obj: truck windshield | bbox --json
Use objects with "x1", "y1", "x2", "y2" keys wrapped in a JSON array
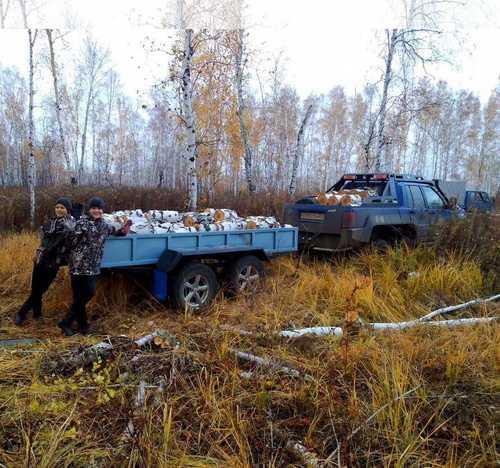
[{"x1": 332, "y1": 180, "x2": 387, "y2": 195}]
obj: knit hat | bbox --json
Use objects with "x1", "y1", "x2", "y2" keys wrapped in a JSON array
[
  {"x1": 88, "y1": 197, "x2": 105, "y2": 210},
  {"x1": 55, "y1": 197, "x2": 72, "y2": 212}
]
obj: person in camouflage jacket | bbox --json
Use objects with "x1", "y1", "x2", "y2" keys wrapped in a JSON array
[
  {"x1": 58, "y1": 197, "x2": 132, "y2": 336},
  {"x1": 15, "y1": 197, "x2": 75, "y2": 325}
]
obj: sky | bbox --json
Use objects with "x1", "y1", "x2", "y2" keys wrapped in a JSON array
[{"x1": 0, "y1": 0, "x2": 499, "y2": 102}]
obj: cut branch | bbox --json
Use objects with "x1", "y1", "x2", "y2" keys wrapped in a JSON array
[
  {"x1": 418, "y1": 294, "x2": 500, "y2": 322},
  {"x1": 230, "y1": 348, "x2": 313, "y2": 381},
  {"x1": 279, "y1": 326, "x2": 343, "y2": 339},
  {"x1": 370, "y1": 316, "x2": 497, "y2": 331}
]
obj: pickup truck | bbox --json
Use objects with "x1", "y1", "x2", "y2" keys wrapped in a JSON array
[
  {"x1": 283, "y1": 173, "x2": 455, "y2": 252},
  {"x1": 100, "y1": 226, "x2": 298, "y2": 309},
  {"x1": 462, "y1": 190, "x2": 493, "y2": 213},
  {"x1": 437, "y1": 180, "x2": 493, "y2": 213}
]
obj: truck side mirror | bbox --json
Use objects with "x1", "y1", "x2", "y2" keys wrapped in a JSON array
[{"x1": 448, "y1": 196, "x2": 458, "y2": 209}]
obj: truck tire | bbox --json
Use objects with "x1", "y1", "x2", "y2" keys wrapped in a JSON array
[
  {"x1": 227, "y1": 255, "x2": 264, "y2": 296},
  {"x1": 371, "y1": 237, "x2": 390, "y2": 252},
  {"x1": 398, "y1": 235, "x2": 415, "y2": 248},
  {"x1": 172, "y1": 262, "x2": 218, "y2": 311}
]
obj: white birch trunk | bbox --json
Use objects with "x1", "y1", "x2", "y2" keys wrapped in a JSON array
[
  {"x1": 370, "y1": 316, "x2": 497, "y2": 330},
  {"x1": 374, "y1": 29, "x2": 398, "y2": 171},
  {"x1": 181, "y1": 29, "x2": 198, "y2": 210},
  {"x1": 18, "y1": 0, "x2": 27, "y2": 27},
  {"x1": 418, "y1": 293, "x2": 500, "y2": 322},
  {"x1": 46, "y1": 29, "x2": 71, "y2": 172},
  {"x1": 235, "y1": 29, "x2": 256, "y2": 193},
  {"x1": 289, "y1": 103, "x2": 313, "y2": 195},
  {"x1": 0, "y1": 0, "x2": 11, "y2": 28},
  {"x1": 78, "y1": 86, "x2": 93, "y2": 183},
  {"x1": 230, "y1": 348, "x2": 313, "y2": 381},
  {"x1": 27, "y1": 29, "x2": 37, "y2": 228},
  {"x1": 280, "y1": 326, "x2": 343, "y2": 339}
]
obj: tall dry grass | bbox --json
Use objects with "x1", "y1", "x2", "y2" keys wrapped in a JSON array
[{"x1": 0, "y1": 227, "x2": 498, "y2": 466}]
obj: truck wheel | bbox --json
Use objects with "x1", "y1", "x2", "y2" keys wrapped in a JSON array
[
  {"x1": 227, "y1": 255, "x2": 264, "y2": 296},
  {"x1": 398, "y1": 235, "x2": 415, "y2": 248},
  {"x1": 172, "y1": 262, "x2": 218, "y2": 310},
  {"x1": 371, "y1": 238, "x2": 390, "y2": 252}
]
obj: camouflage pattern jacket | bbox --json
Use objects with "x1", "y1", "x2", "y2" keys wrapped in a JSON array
[
  {"x1": 36, "y1": 215, "x2": 76, "y2": 268},
  {"x1": 69, "y1": 216, "x2": 126, "y2": 276}
]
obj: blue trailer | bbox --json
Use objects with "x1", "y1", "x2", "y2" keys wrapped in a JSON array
[{"x1": 100, "y1": 227, "x2": 298, "y2": 309}]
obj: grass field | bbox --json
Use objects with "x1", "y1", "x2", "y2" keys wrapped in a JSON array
[{"x1": 0, "y1": 229, "x2": 498, "y2": 467}]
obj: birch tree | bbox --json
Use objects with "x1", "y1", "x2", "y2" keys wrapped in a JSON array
[
  {"x1": 180, "y1": 28, "x2": 198, "y2": 210},
  {"x1": 374, "y1": 29, "x2": 398, "y2": 170},
  {"x1": 364, "y1": 0, "x2": 467, "y2": 170},
  {"x1": 289, "y1": 103, "x2": 313, "y2": 195},
  {"x1": 478, "y1": 84, "x2": 499, "y2": 192},
  {"x1": 78, "y1": 37, "x2": 109, "y2": 182},
  {"x1": 46, "y1": 29, "x2": 70, "y2": 172},
  {"x1": 0, "y1": 0, "x2": 10, "y2": 27},
  {"x1": 27, "y1": 29, "x2": 37, "y2": 227},
  {"x1": 234, "y1": 28, "x2": 256, "y2": 192}
]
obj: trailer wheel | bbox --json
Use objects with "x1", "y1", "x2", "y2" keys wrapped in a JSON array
[
  {"x1": 227, "y1": 255, "x2": 264, "y2": 296},
  {"x1": 172, "y1": 262, "x2": 218, "y2": 310}
]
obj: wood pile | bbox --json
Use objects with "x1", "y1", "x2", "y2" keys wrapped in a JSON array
[
  {"x1": 314, "y1": 188, "x2": 375, "y2": 206},
  {"x1": 102, "y1": 208, "x2": 290, "y2": 234}
]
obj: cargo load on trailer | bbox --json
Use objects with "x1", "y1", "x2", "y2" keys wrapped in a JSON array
[{"x1": 103, "y1": 208, "x2": 291, "y2": 234}]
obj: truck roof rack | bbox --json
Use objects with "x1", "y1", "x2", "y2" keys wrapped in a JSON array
[
  {"x1": 393, "y1": 174, "x2": 425, "y2": 180},
  {"x1": 343, "y1": 173, "x2": 425, "y2": 180}
]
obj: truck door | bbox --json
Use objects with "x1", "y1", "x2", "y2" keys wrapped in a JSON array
[
  {"x1": 481, "y1": 192, "x2": 493, "y2": 213},
  {"x1": 406, "y1": 185, "x2": 428, "y2": 240},
  {"x1": 464, "y1": 191, "x2": 491, "y2": 213},
  {"x1": 420, "y1": 185, "x2": 451, "y2": 235}
]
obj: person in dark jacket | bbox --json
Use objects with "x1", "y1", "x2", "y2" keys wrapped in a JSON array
[
  {"x1": 58, "y1": 197, "x2": 132, "y2": 336},
  {"x1": 14, "y1": 197, "x2": 75, "y2": 326}
]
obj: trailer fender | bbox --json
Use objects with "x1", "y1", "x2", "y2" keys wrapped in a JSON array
[{"x1": 157, "y1": 249, "x2": 184, "y2": 273}]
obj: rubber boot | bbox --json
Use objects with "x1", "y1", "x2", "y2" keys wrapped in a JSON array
[
  {"x1": 14, "y1": 311, "x2": 28, "y2": 326},
  {"x1": 14, "y1": 302, "x2": 31, "y2": 326},
  {"x1": 58, "y1": 318, "x2": 76, "y2": 337},
  {"x1": 32, "y1": 301, "x2": 43, "y2": 320},
  {"x1": 77, "y1": 323, "x2": 92, "y2": 336}
]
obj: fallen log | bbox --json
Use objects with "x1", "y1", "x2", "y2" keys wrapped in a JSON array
[
  {"x1": 273, "y1": 427, "x2": 320, "y2": 467},
  {"x1": 279, "y1": 294, "x2": 499, "y2": 339},
  {"x1": 64, "y1": 329, "x2": 179, "y2": 369},
  {"x1": 370, "y1": 316, "x2": 498, "y2": 330},
  {"x1": 418, "y1": 293, "x2": 500, "y2": 322},
  {"x1": 122, "y1": 380, "x2": 147, "y2": 440},
  {"x1": 230, "y1": 348, "x2": 313, "y2": 381},
  {"x1": 279, "y1": 326, "x2": 343, "y2": 339},
  {"x1": 135, "y1": 329, "x2": 179, "y2": 348},
  {"x1": 286, "y1": 440, "x2": 320, "y2": 467}
]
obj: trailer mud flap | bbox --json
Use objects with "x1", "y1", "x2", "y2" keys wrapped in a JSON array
[{"x1": 153, "y1": 269, "x2": 168, "y2": 301}]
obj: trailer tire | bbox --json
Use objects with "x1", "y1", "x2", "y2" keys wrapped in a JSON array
[
  {"x1": 227, "y1": 255, "x2": 264, "y2": 296},
  {"x1": 172, "y1": 262, "x2": 218, "y2": 311}
]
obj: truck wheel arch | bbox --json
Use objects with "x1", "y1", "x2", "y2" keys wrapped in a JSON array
[{"x1": 370, "y1": 224, "x2": 417, "y2": 245}]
